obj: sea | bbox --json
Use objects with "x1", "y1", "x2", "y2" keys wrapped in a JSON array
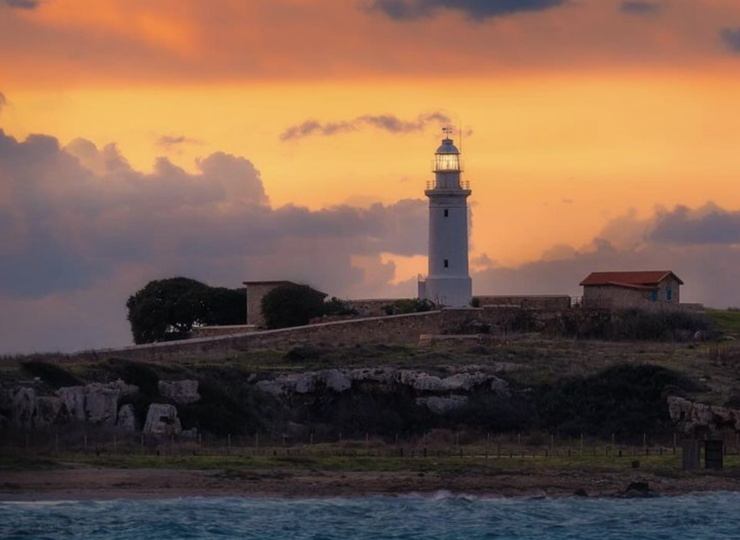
[{"x1": 1, "y1": 492, "x2": 739, "y2": 540}]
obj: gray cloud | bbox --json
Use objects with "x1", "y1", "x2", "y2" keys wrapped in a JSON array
[
  {"x1": 721, "y1": 27, "x2": 740, "y2": 53},
  {"x1": 156, "y1": 134, "x2": 202, "y2": 148},
  {"x1": 370, "y1": 0, "x2": 566, "y2": 21},
  {"x1": 280, "y1": 112, "x2": 451, "y2": 141},
  {"x1": 0, "y1": 128, "x2": 428, "y2": 352},
  {"x1": 620, "y1": 1, "x2": 659, "y2": 15},
  {"x1": 649, "y1": 204, "x2": 740, "y2": 245},
  {"x1": 473, "y1": 206, "x2": 740, "y2": 309},
  {"x1": 3, "y1": 0, "x2": 39, "y2": 8}
]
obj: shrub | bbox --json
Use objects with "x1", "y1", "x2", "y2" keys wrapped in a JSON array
[
  {"x1": 106, "y1": 358, "x2": 160, "y2": 398},
  {"x1": 323, "y1": 297, "x2": 358, "y2": 317},
  {"x1": 535, "y1": 364, "x2": 700, "y2": 438},
  {"x1": 261, "y1": 284, "x2": 328, "y2": 329},
  {"x1": 21, "y1": 361, "x2": 81, "y2": 388},
  {"x1": 126, "y1": 277, "x2": 246, "y2": 344},
  {"x1": 383, "y1": 298, "x2": 435, "y2": 316}
]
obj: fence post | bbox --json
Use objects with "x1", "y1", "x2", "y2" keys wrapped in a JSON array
[
  {"x1": 580, "y1": 433, "x2": 583, "y2": 457},
  {"x1": 228, "y1": 434, "x2": 231, "y2": 455},
  {"x1": 55, "y1": 432, "x2": 59, "y2": 454},
  {"x1": 141, "y1": 434, "x2": 144, "y2": 454},
  {"x1": 113, "y1": 435, "x2": 117, "y2": 454},
  {"x1": 673, "y1": 433, "x2": 677, "y2": 455},
  {"x1": 84, "y1": 434, "x2": 88, "y2": 454}
]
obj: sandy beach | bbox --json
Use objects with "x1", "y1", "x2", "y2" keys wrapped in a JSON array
[{"x1": 2, "y1": 466, "x2": 740, "y2": 501}]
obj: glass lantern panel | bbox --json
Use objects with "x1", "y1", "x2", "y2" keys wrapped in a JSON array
[{"x1": 435, "y1": 154, "x2": 460, "y2": 171}]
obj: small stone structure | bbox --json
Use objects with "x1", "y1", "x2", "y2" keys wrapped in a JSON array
[
  {"x1": 580, "y1": 271, "x2": 683, "y2": 309},
  {"x1": 243, "y1": 281, "x2": 298, "y2": 327}
]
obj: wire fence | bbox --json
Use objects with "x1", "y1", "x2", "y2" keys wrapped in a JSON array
[{"x1": 3, "y1": 428, "x2": 739, "y2": 463}]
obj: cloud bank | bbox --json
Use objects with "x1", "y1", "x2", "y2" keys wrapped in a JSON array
[
  {"x1": 370, "y1": 0, "x2": 566, "y2": 21},
  {"x1": 280, "y1": 112, "x2": 451, "y2": 141},
  {"x1": 620, "y1": 2, "x2": 660, "y2": 16}
]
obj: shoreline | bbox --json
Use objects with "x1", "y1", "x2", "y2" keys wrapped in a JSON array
[{"x1": 2, "y1": 466, "x2": 740, "y2": 502}]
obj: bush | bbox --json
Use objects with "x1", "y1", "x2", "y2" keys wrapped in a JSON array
[
  {"x1": 383, "y1": 298, "x2": 435, "y2": 316},
  {"x1": 106, "y1": 358, "x2": 160, "y2": 398},
  {"x1": 261, "y1": 284, "x2": 328, "y2": 329},
  {"x1": 323, "y1": 297, "x2": 358, "y2": 317},
  {"x1": 126, "y1": 277, "x2": 246, "y2": 343},
  {"x1": 535, "y1": 364, "x2": 700, "y2": 438},
  {"x1": 558, "y1": 308, "x2": 713, "y2": 342},
  {"x1": 21, "y1": 361, "x2": 81, "y2": 388}
]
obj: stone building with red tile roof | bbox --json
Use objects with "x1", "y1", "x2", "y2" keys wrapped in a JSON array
[{"x1": 579, "y1": 271, "x2": 683, "y2": 309}]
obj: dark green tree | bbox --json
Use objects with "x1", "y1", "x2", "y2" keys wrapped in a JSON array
[
  {"x1": 261, "y1": 283, "x2": 328, "y2": 329},
  {"x1": 126, "y1": 277, "x2": 246, "y2": 344}
]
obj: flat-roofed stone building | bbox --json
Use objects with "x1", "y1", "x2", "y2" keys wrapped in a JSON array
[{"x1": 580, "y1": 271, "x2": 683, "y2": 309}]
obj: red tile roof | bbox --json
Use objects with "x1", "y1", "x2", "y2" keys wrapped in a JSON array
[{"x1": 580, "y1": 271, "x2": 683, "y2": 288}]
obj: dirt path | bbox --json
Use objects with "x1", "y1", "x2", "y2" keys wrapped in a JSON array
[{"x1": 2, "y1": 467, "x2": 740, "y2": 500}]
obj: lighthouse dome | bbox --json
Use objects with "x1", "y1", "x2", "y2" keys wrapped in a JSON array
[{"x1": 436, "y1": 138, "x2": 459, "y2": 155}]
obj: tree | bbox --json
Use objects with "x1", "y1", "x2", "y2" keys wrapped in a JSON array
[
  {"x1": 126, "y1": 277, "x2": 246, "y2": 344},
  {"x1": 261, "y1": 283, "x2": 328, "y2": 329}
]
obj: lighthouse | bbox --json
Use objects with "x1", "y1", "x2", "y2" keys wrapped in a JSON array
[{"x1": 418, "y1": 129, "x2": 472, "y2": 307}]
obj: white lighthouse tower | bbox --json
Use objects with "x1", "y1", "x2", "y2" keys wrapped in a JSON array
[{"x1": 418, "y1": 129, "x2": 472, "y2": 307}]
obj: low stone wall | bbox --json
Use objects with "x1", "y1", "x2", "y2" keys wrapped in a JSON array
[
  {"x1": 190, "y1": 325, "x2": 258, "y2": 338},
  {"x1": 477, "y1": 295, "x2": 572, "y2": 310},
  {"x1": 345, "y1": 298, "x2": 407, "y2": 317},
  {"x1": 71, "y1": 310, "x2": 451, "y2": 363},
  {"x1": 61, "y1": 306, "x2": 577, "y2": 364}
]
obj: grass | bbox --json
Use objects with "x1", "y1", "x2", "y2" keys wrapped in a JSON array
[
  {"x1": 707, "y1": 309, "x2": 740, "y2": 339},
  {"x1": 4, "y1": 450, "x2": 740, "y2": 476}
]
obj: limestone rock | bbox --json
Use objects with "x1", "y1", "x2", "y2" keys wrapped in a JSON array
[
  {"x1": 33, "y1": 396, "x2": 68, "y2": 427},
  {"x1": 416, "y1": 395, "x2": 469, "y2": 415},
  {"x1": 57, "y1": 380, "x2": 138, "y2": 425},
  {"x1": 667, "y1": 396, "x2": 740, "y2": 437},
  {"x1": 143, "y1": 404, "x2": 182, "y2": 435},
  {"x1": 325, "y1": 369, "x2": 352, "y2": 392},
  {"x1": 117, "y1": 404, "x2": 138, "y2": 431},
  {"x1": 10, "y1": 388, "x2": 36, "y2": 429},
  {"x1": 158, "y1": 380, "x2": 200, "y2": 404}
]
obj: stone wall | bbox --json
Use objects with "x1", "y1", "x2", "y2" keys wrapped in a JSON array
[
  {"x1": 190, "y1": 325, "x2": 258, "y2": 338},
  {"x1": 476, "y1": 295, "x2": 572, "y2": 310},
  {"x1": 345, "y1": 298, "x2": 406, "y2": 317},
  {"x1": 71, "y1": 310, "x2": 453, "y2": 363}
]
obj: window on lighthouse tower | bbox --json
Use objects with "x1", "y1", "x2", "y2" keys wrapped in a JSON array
[
  {"x1": 444, "y1": 209, "x2": 449, "y2": 217},
  {"x1": 444, "y1": 259, "x2": 449, "y2": 268}
]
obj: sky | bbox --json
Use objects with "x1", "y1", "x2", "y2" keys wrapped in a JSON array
[{"x1": 2, "y1": 0, "x2": 740, "y2": 353}]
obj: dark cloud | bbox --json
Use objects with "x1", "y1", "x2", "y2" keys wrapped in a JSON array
[
  {"x1": 620, "y1": 1, "x2": 659, "y2": 15},
  {"x1": 649, "y1": 204, "x2": 740, "y2": 245},
  {"x1": 721, "y1": 27, "x2": 740, "y2": 53},
  {"x1": 370, "y1": 0, "x2": 566, "y2": 21},
  {"x1": 280, "y1": 112, "x2": 451, "y2": 141},
  {"x1": 156, "y1": 134, "x2": 202, "y2": 148},
  {"x1": 473, "y1": 206, "x2": 740, "y2": 309},
  {"x1": 3, "y1": 0, "x2": 39, "y2": 8},
  {"x1": 0, "y1": 129, "x2": 428, "y2": 300}
]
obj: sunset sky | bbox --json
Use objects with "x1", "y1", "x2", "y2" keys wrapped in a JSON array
[{"x1": 2, "y1": 0, "x2": 740, "y2": 353}]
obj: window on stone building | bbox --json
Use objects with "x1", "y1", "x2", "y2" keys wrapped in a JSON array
[
  {"x1": 667, "y1": 288, "x2": 673, "y2": 302},
  {"x1": 444, "y1": 209, "x2": 449, "y2": 217},
  {"x1": 444, "y1": 259, "x2": 449, "y2": 268}
]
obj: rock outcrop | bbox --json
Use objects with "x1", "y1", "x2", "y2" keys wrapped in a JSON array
[
  {"x1": 117, "y1": 404, "x2": 138, "y2": 431},
  {"x1": 667, "y1": 396, "x2": 740, "y2": 437},
  {"x1": 158, "y1": 380, "x2": 200, "y2": 404},
  {"x1": 57, "y1": 380, "x2": 138, "y2": 425},
  {"x1": 10, "y1": 388, "x2": 36, "y2": 429},
  {"x1": 416, "y1": 395, "x2": 469, "y2": 414},
  {"x1": 144, "y1": 404, "x2": 182, "y2": 435},
  {"x1": 256, "y1": 368, "x2": 509, "y2": 401}
]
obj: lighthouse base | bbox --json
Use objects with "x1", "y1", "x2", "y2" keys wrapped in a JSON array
[{"x1": 420, "y1": 275, "x2": 472, "y2": 307}]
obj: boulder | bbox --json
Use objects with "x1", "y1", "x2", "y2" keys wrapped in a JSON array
[
  {"x1": 10, "y1": 387, "x2": 36, "y2": 429},
  {"x1": 416, "y1": 395, "x2": 469, "y2": 415},
  {"x1": 33, "y1": 396, "x2": 68, "y2": 427},
  {"x1": 143, "y1": 404, "x2": 182, "y2": 435},
  {"x1": 57, "y1": 380, "x2": 138, "y2": 425},
  {"x1": 117, "y1": 404, "x2": 138, "y2": 431},
  {"x1": 158, "y1": 380, "x2": 200, "y2": 404},
  {"x1": 667, "y1": 396, "x2": 740, "y2": 437}
]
